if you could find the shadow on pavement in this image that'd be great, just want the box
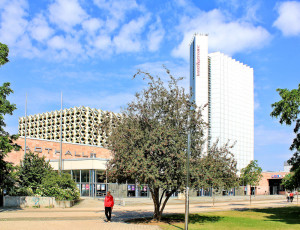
[113,210,154,222]
[228,203,245,206]
[252,206,300,225]
[0,207,23,212]
[194,205,211,208]
[123,212,222,230]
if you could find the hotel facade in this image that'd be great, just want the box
[190,34,254,171]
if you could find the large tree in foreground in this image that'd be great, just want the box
[271,84,300,189]
[102,68,238,221]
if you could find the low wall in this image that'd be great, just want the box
[3,196,75,208]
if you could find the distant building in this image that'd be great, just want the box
[18,106,119,146]
[284,161,292,172]
[255,172,289,195]
[190,34,254,171]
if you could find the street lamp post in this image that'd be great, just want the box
[59,92,63,174]
[185,120,191,230]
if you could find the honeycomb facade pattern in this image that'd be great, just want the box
[18,106,119,147]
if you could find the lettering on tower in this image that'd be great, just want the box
[196,45,200,76]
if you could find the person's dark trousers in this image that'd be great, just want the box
[105,207,112,221]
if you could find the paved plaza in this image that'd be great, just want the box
[0,195,298,230]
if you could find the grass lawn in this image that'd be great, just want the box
[129,206,300,230]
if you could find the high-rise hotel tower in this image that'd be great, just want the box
[190,34,254,171]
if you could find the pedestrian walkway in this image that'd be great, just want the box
[0,196,298,230]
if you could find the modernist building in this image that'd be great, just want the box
[6,106,150,198]
[18,106,120,146]
[190,34,254,171]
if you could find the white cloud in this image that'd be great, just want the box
[48,35,66,50]
[273,1,300,36]
[147,17,165,52]
[48,0,88,32]
[172,9,271,60]
[82,18,103,34]
[174,0,188,7]
[29,14,54,42]
[113,15,150,53]
[0,0,161,60]
[47,35,83,59]
[94,35,111,50]
[93,0,139,22]
[0,0,28,46]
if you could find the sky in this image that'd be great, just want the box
[0,0,299,172]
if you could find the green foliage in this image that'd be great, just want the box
[36,172,80,201]
[18,152,53,192]
[282,169,300,191]
[0,161,18,195]
[282,173,296,191]
[240,160,262,187]
[191,141,238,190]
[9,186,34,196]
[0,42,9,66]
[10,153,79,200]
[102,67,238,220]
[271,84,300,188]
[0,60,20,196]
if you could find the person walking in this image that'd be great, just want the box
[104,191,114,222]
[290,192,294,203]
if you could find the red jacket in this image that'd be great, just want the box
[104,195,114,207]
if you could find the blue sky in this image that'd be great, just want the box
[1,0,299,171]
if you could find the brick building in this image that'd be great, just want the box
[255,172,289,195]
[6,137,113,197]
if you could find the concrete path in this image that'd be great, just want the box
[0,196,298,230]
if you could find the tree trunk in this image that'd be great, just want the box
[150,187,175,221]
[297,188,298,206]
[212,188,215,207]
[150,187,160,221]
[158,190,175,221]
[249,185,252,206]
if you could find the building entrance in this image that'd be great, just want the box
[269,179,284,195]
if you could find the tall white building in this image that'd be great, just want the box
[190,34,254,171]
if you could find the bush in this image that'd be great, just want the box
[18,152,52,192]
[36,172,80,201]
[9,186,34,196]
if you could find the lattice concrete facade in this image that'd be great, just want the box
[18,106,119,146]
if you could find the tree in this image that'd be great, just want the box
[282,173,296,191]
[271,84,300,189]
[191,140,238,206]
[0,43,20,203]
[240,160,262,204]
[0,42,9,66]
[102,68,238,221]
[18,152,52,192]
